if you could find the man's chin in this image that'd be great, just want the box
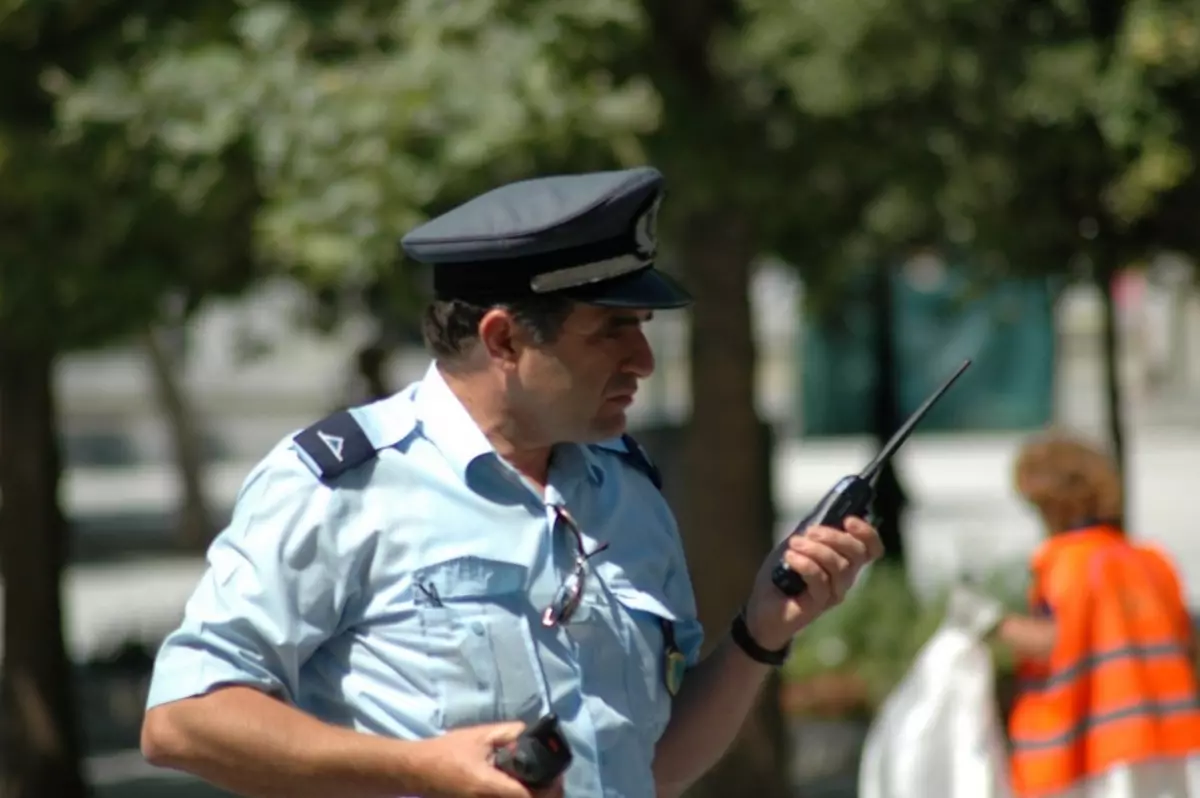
[586,410,629,442]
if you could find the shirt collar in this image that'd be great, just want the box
[412,361,604,489]
[413,362,497,484]
[575,443,606,486]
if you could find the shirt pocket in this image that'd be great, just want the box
[600,575,679,745]
[412,556,546,730]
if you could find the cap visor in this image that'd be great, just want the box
[562,267,693,309]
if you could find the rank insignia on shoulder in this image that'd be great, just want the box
[293,409,377,481]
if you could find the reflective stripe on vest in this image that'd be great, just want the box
[1010,527,1200,797]
[1017,641,1193,694]
[1012,694,1200,752]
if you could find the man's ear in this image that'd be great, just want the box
[478,308,521,367]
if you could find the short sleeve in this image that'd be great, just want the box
[146,446,352,709]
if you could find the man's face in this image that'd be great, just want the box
[513,304,656,443]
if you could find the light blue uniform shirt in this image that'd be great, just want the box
[147,363,704,798]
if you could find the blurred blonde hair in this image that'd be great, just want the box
[1013,430,1123,533]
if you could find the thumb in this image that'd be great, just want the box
[482,721,528,747]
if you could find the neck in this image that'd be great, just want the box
[438,362,553,486]
[1050,518,1121,536]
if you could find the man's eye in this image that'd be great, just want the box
[607,324,636,338]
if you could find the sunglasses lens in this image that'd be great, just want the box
[542,567,585,628]
[542,508,609,628]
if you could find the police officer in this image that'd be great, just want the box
[140,166,882,798]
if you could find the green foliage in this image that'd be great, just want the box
[38,0,1200,335]
[0,128,259,353]
[58,0,660,304]
[720,0,1200,285]
[783,562,1029,712]
[0,1,260,354]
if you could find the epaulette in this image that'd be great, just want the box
[594,433,663,491]
[292,406,412,482]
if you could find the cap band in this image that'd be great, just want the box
[530,253,651,293]
[432,231,647,303]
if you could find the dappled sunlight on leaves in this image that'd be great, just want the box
[54,0,659,291]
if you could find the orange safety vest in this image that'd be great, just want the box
[1010,525,1200,796]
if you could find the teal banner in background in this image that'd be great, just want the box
[799,262,1056,436]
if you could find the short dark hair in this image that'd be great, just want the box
[421,295,575,360]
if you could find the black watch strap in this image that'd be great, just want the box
[730,608,791,667]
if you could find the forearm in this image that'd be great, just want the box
[995,614,1057,660]
[142,686,427,798]
[652,635,772,797]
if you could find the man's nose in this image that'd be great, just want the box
[623,329,655,379]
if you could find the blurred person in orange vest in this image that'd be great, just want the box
[954,430,1200,797]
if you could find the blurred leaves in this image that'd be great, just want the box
[26,0,1200,340]
[0,127,259,352]
[56,0,660,295]
[783,562,1029,713]
[723,0,1200,284]
[0,2,259,354]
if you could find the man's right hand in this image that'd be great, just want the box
[408,721,565,798]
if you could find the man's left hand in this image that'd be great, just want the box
[743,517,884,651]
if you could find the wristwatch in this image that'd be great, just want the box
[731,608,792,667]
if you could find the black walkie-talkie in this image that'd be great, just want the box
[771,359,973,597]
[493,713,573,789]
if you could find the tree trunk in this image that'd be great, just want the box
[870,265,909,563]
[142,325,214,550]
[0,345,88,798]
[355,339,392,402]
[1096,262,1127,524]
[677,211,789,798]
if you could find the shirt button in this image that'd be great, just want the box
[471,621,486,635]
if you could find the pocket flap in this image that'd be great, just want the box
[413,556,528,601]
[605,576,679,622]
